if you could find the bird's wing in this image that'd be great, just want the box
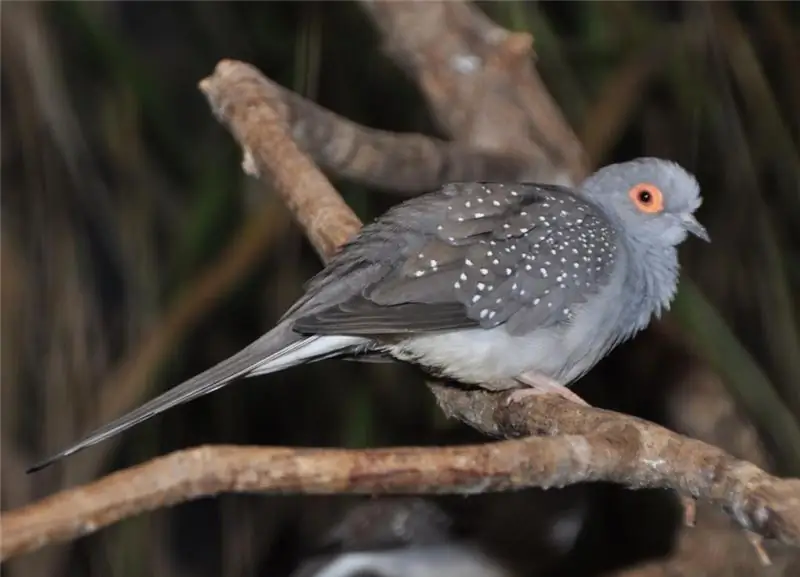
[293,183,619,337]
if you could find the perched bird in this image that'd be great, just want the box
[29,157,708,472]
[289,499,515,577]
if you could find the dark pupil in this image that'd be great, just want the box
[638,190,652,203]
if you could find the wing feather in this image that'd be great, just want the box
[291,183,618,338]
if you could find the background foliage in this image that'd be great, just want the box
[2,2,799,576]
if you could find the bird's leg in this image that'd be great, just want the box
[680,496,696,527]
[508,372,591,407]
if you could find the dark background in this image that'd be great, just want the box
[2,2,799,576]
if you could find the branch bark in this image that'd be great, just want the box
[212,62,541,194]
[361,0,587,183]
[5,393,800,560]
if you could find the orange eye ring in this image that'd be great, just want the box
[628,183,664,214]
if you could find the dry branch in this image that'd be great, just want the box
[208,62,539,193]
[203,61,361,260]
[281,87,537,192]
[4,57,800,564]
[361,0,587,183]
[5,396,800,560]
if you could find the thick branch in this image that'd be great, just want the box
[201,60,362,260]
[5,398,800,560]
[284,90,538,192]
[208,61,539,194]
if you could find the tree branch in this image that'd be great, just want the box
[360,0,587,183]
[212,59,540,194]
[5,392,800,560]
[202,60,362,260]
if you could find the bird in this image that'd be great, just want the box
[29,157,708,472]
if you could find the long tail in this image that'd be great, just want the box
[28,326,367,472]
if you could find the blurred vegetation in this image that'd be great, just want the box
[1,2,799,577]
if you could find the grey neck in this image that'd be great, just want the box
[621,238,680,336]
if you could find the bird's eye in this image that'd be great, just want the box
[628,183,664,214]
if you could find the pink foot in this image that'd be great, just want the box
[508,372,591,407]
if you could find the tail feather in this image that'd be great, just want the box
[28,328,366,473]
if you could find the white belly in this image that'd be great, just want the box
[385,274,630,386]
[386,326,572,384]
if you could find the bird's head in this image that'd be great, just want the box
[581,157,708,249]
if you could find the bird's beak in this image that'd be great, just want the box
[681,214,710,242]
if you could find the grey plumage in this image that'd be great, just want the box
[297,183,617,334]
[29,157,708,472]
